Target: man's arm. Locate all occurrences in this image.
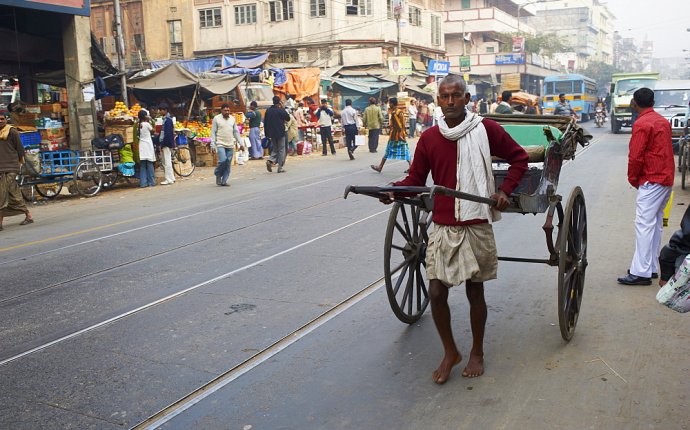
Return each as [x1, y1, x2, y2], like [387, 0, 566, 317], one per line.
[628, 122, 650, 187]
[210, 117, 218, 150]
[11, 128, 24, 163]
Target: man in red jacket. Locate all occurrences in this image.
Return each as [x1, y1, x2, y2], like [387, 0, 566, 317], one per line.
[617, 88, 675, 286]
[390, 75, 528, 384]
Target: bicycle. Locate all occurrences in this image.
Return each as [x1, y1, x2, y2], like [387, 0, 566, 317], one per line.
[154, 130, 195, 178]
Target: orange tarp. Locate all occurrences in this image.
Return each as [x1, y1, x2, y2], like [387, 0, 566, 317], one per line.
[274, 68, 320, 101]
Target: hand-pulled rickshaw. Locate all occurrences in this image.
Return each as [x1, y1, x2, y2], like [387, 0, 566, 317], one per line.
[345, 114, 591, 341]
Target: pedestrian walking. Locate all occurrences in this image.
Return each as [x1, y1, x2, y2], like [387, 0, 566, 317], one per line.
[157, 103, 176, 185]
[494, 91, 513, 114]
[341, 99, 358, 160]
[293, 101, 308, 142]
[211, 103, 243, 186]
[286, 113, 298, 156]
[384, 75, 528, 384]
[0, 112, 34, 230]
[479, 98, 488, 115]
[263, 96, 290, 173]
[137, 110, 156, 187]
[315, 99, 336, 156]
[246, 101, 263, 160]
[362, 97, 384, 153]
[618, 88, 675, 285]
[370, 98, 411, 173]
[407, 99, 418, 138]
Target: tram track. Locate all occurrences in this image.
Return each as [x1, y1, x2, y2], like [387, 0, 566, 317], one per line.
[0, 194, 345, 306]
[130, 274, 390, 430]
[0, 207, 390, 367]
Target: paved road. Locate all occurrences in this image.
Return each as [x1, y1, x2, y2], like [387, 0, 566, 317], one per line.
[1, 124, 688, 430]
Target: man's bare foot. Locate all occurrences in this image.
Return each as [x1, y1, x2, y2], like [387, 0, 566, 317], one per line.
[462, 352, 484, 378]
[432, 352, 462, 385]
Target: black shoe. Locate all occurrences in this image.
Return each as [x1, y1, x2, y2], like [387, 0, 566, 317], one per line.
[216, 176, 221, 186]
[348, 149, 354, 160]
[617, 274, 652, 286]
[628, 269, 658, 279]
[266, 160, 273, 172]
[220, 183, 230, 187]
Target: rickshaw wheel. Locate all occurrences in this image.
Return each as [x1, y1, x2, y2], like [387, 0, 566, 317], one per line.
[35, 182, 63, 199]
[74, 160, 103, 197]
[101, 170, 120, 189]
[557, 187, 587, 341]
[384, 202, 431, 324]
[172, 146, 195, 177]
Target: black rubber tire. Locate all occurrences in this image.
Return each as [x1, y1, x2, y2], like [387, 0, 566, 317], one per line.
[682, 145, 688, 190]
[74, 160, 103, 197]
[35, 182, 64, 199]
[557, 187, 587, 342]
[383, 202, 431, 324]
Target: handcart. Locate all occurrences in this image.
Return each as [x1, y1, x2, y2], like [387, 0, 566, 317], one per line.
[344, 114, 591, 341]
[18, 149, 104, 200]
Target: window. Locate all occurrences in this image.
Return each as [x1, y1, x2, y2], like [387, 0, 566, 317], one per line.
[269, 50, 299, 63]
[133, 33, 145, 50]
[346, 0, 371, 16]
[199, 8, 222, 28]
[269, 0, 293, 22]
[409, 6, 421, 26]
[310, 0, 326, 17]
[431, 15, 441, 46]
[235, 4, 257, 25]
[461, 0, 471, 8]
[486, 46, 495, 53]
[168, 20, 183, 59]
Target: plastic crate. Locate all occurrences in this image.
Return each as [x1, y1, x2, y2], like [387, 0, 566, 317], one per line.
[40, 150, 79, 176]
[19, 131, 41, 148]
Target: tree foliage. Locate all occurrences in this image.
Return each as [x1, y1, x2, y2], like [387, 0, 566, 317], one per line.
[577, 61, 621, 94]
[495, 32, 571, 58]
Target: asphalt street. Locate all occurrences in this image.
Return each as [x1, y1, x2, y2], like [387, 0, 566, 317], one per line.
[1, 123, 689, 430]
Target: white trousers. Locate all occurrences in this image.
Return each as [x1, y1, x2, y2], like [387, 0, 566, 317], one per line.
[630, 183, 672, 277]
[161, 147, 175, 183]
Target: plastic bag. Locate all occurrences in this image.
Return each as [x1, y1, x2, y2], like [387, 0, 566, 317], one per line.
[656, 254, 690, 313]
[23, 152, 42, 176]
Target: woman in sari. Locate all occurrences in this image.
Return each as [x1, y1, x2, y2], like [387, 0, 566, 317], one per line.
[371, 97, 411, 173]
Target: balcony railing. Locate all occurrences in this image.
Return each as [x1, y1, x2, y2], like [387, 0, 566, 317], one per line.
[444, 7, 537, 35]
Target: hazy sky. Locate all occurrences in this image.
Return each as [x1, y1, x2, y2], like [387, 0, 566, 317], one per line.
[604, 0, 690, 58]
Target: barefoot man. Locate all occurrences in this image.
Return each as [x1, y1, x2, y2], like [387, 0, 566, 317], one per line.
[388, 75, 527, 383]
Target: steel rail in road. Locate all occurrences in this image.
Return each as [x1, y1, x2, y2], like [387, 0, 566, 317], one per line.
[0, 208, 391, 367]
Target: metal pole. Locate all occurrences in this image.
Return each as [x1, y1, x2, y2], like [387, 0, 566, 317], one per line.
[113, 0, 129, 106]
[395, 6, 402, 93]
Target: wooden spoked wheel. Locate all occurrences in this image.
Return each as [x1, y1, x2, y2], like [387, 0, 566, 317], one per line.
[383, 202, 432, 324]
[557, 187, 587, 341]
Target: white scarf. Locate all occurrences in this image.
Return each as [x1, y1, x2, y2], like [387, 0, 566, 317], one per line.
[438, 110, 500, 223]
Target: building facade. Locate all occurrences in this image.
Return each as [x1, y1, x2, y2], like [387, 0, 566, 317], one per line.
[527, 0, 615, 69]
[192, 0, 446, 68]
[444, 0, 559, 96]
[91, 0, 195, 68]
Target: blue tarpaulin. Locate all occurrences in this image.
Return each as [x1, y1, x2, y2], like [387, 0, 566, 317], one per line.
[217, 67, 287, 86]
[150, 58, 219, 74]
[222, 53, 270, 69]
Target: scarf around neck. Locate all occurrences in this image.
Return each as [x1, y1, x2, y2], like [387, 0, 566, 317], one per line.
[438, 110, 500, 223]
[0, 124, 13, 141]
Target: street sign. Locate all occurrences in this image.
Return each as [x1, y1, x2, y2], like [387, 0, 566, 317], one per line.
[495, 53, 525, 65]
[0, 0, 91, 16]
[459, 56, 471, 71]
[502, 73, 521, 91]
[427, 60, 451, 75]
[388, 56, 413, 75]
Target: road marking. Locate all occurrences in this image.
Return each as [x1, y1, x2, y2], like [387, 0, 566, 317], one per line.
[0, 208, 390, 368]
[131, 276, 389, 430]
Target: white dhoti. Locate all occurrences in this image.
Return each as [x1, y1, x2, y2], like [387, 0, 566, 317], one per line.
[425, 223, 498, 287]
[630, 182, 672, 278]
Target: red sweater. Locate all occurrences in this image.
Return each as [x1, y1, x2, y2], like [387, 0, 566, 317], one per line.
[628, 108, 675, 188]
[394, 119, 528, 226]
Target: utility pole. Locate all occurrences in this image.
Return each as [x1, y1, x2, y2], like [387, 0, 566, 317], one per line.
[113, 0, 129, 106]
[395, 0, 403, 93]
